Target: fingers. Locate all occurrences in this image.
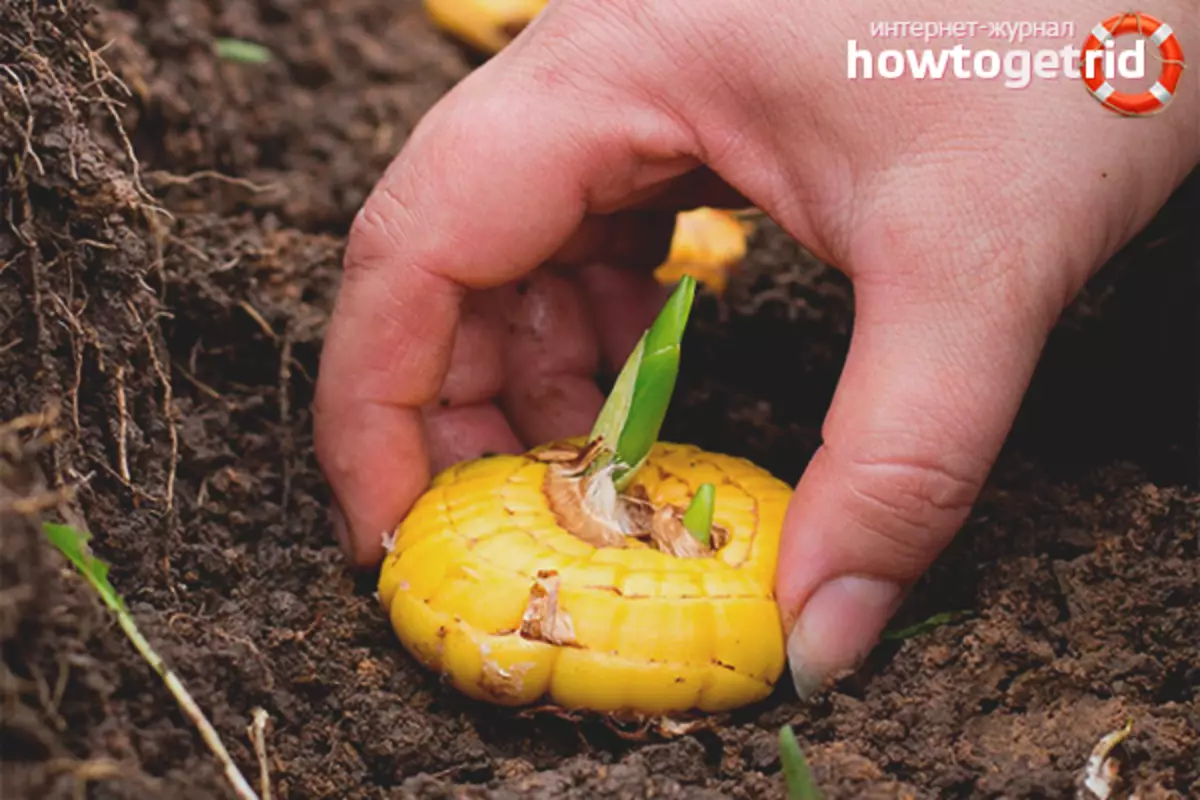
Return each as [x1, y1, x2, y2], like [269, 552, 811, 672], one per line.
[421, 293, 524, 474]
[496, 270, 604, 444]
[423, 404, 524, 474]
[775, 265, 1059, 698]
[314, 42, 696, 567]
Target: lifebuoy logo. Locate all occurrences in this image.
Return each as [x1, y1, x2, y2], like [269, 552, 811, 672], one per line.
[1081, 13, 1185, 116]
[847, 13, 1187, 116]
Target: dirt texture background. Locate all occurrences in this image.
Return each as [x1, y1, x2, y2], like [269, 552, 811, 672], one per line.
[1, 1, 1197, 798]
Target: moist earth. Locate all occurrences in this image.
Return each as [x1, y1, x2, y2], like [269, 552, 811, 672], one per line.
[0, 1, 1197, 798]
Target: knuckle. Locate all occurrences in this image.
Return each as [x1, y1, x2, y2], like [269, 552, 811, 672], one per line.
[840, 450, 981, 562]
[343, 184, 415, 279]
[513, 0, 680, 102]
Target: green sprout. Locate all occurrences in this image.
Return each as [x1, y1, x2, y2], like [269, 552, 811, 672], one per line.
[780, 724, 821, 800]
[881, 609, 973, 641]
[682, 483, 715, 546]
[42, 522, 263, 800]
[214, 38, 274, 64]
[590, 275, 696, 489]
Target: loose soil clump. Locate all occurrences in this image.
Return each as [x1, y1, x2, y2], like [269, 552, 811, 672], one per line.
[1, 1, 1197, 798]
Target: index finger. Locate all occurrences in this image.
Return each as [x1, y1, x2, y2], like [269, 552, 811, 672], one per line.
[313, 51, 696, 567]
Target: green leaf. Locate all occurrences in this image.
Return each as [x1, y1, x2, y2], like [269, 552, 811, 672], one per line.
[589, 335, 645, 461]
[780, 725, 821, 800]
[682, 483, 715, 546]
[42, 522, 128, 615]
[590, 276, 696, 488]
[881, 610, 973, 641]
[214, 38, 274, 64]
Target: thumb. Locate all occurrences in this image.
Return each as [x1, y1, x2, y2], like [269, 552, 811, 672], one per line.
[776, 260, 1062, 698]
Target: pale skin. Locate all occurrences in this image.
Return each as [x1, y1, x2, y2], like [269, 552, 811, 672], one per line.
[314, 0, 1200, 696]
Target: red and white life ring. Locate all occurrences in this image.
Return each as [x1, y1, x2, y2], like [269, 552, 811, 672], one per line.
[1081, 13, 1186, 116]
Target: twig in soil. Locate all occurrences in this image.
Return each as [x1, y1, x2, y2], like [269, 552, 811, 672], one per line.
[135, 309, 179, 514]
[73, 33, 170, 220]
[246, 707, 273, 800]
[175, 362, 224, 401]
[239, 301, 279, 341]
[279, 334, 293, 518]
[147, 169, 277, 195]
[112, 365, 131, 485]
[278, 336, 292, 427]
[41, 522, 261, 800]
[0, 64, 46, 177]
[65, 324, 84, 437]
[45, 756, 161, 799]
[167, 233, 215, 266]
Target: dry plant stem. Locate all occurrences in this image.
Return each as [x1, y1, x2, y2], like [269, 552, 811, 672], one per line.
[112, 365, 130, 485]
[278, 334, 293, 519]
[1, 63, 46, 176]
[539, 443, 724, 557]
[141, 325, 178, 513]
[43, 523, 260, 800]
[132, 625, 259, 799]
[246, 708, 272, 800]
[144, 632, 257, 796]
[146, 169, 276, 194]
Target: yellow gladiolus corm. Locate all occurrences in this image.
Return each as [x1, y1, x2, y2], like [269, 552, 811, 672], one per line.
[377, 277, 790, 716]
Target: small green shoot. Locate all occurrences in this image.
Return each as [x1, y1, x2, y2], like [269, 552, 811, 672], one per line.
[214, 38, 274, 64]
[881, 609, 973, 642]
[42, 522, 261, 800]
[590, 275, 696, 489]
[780, 724, 821, 800]
[682, 483, 715, 546]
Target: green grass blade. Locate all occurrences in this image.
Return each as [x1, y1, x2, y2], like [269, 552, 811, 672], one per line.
[682, 483, 715, 546]
[214, 38, 274, 64]
[42, 523, 129, 615]
[780, 725, 821, 800]
[881, 610, 973, 641]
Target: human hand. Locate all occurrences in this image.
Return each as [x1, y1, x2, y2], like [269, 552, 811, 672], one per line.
[314, 0, 1199, 696]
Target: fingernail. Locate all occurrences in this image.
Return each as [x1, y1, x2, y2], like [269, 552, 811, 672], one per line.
[787, 575, 903, 699]
[330, 499, 356, 562]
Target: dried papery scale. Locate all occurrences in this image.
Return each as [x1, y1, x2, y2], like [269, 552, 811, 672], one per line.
[378, 277, 792, 715]
[538, 439, 727, 557]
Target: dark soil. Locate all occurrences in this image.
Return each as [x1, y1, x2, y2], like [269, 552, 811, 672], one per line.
[1, 1, 1197, 798]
